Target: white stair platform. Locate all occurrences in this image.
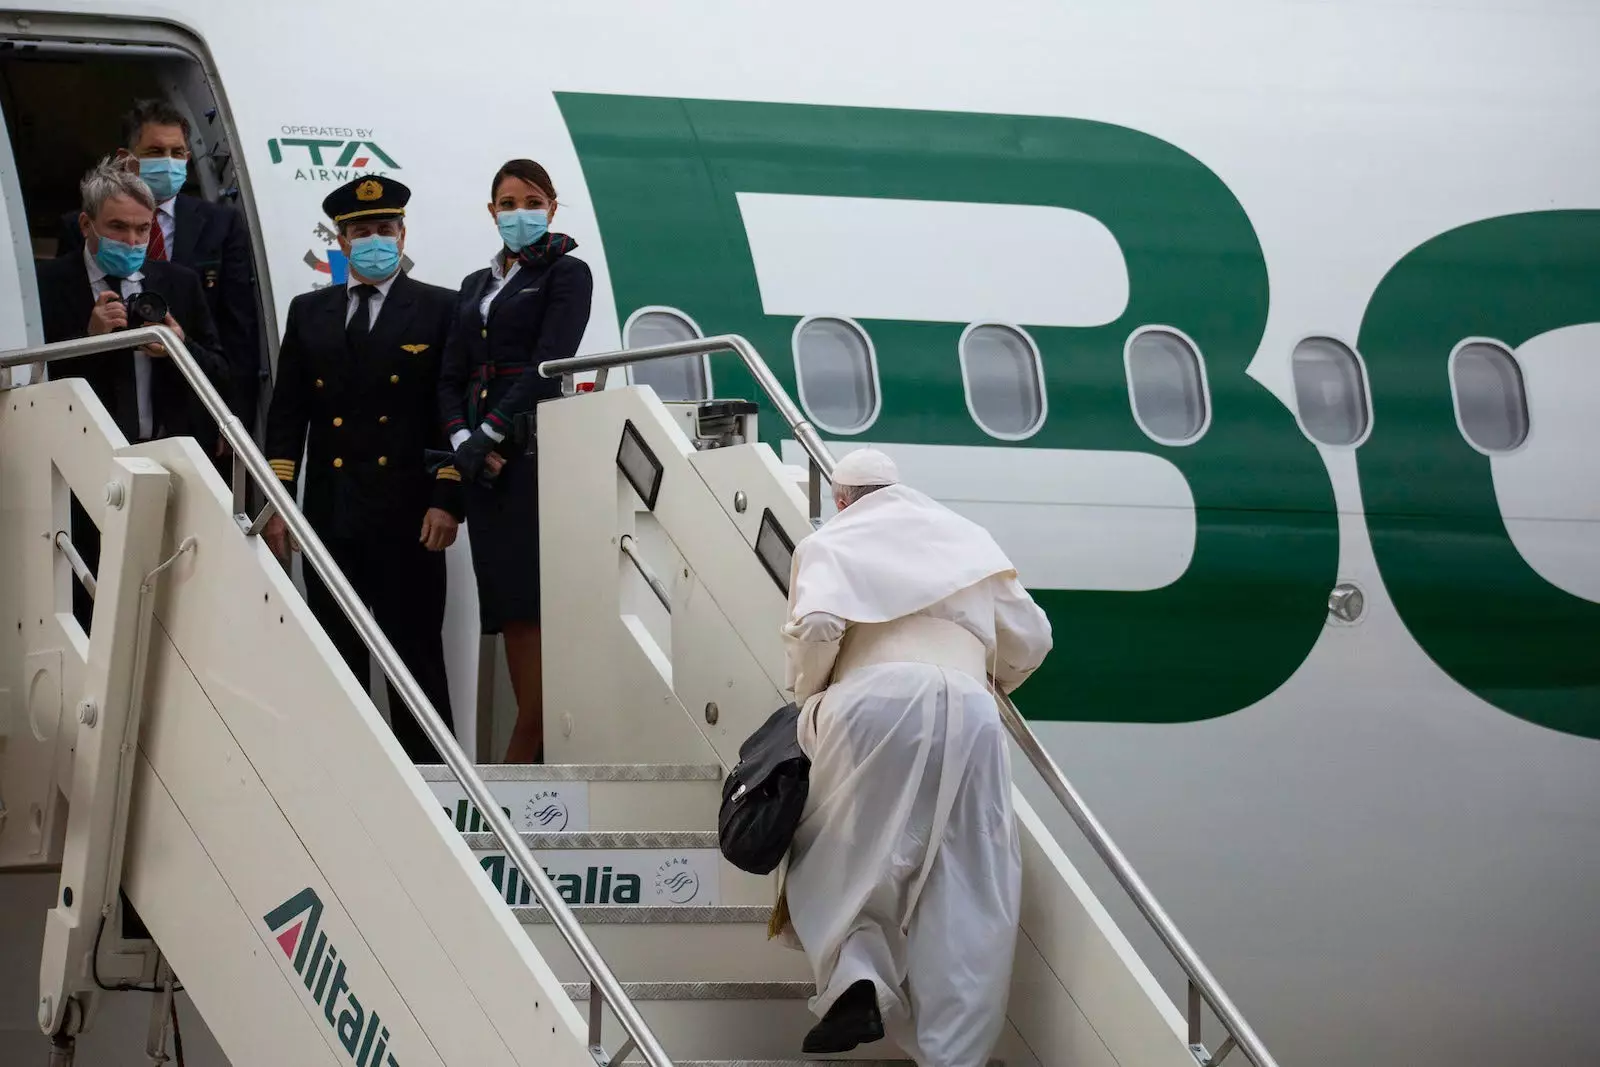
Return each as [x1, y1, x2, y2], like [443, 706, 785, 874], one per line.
[461, 830, 769, 908]
[421, 763, 725, 832]
[565, 981, 1038, 1064]
[518, 905, 811, 983]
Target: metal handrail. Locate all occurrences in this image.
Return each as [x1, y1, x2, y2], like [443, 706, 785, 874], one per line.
[619, 534, 672, 613]
[0, 327, 673, 1067]
[540, 335, 834, 520]
[540, 335, 1279, 1067]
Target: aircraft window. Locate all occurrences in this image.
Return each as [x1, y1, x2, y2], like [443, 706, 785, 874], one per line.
[794, 316, 879, 434]
[1451, 341, 1529, 452]
[1292, 337, 1370, 446]
[1125, 327, 1209, 444]
[624, 308, 710, 402]
[961, 323, 1045, 438]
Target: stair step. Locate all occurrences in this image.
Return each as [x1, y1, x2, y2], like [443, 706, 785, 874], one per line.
[517, 904, 772, 924]
[565, 980, 814, 1001]
[420, 763, 724, 833]
[574, 979, 1037, 1063]
[461, 830, 767, 908]
[639, 1062, 935, 1067]
[518, 905, 809, 982]
[466, 830, 718, 849]
[572, 979, 906, 1061]
[418, 763, 724, 782]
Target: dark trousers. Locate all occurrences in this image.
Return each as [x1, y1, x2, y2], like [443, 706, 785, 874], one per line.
[301, 535, 455, 764]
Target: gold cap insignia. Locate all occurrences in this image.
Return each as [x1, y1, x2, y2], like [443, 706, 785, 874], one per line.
[356, 179, 384, 202]
[401, 344, 430, 354]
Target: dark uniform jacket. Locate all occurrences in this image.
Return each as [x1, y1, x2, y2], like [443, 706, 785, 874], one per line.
[438, 254, 593, 443]
[265, 272, 464, 542]
[60, 195, 263, 422]
[37, 251, 231, 443]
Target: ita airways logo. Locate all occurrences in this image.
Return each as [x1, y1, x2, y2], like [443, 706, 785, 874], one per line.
[263, 887, 402, 1066]
[268, 125, 399, 183]
[304, 222, 413, 291]
[523, 790, 570, 831]
[654, 857, 702, 904]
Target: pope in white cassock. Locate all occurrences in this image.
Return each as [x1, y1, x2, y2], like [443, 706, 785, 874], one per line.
[775, 448, 1053, 1064]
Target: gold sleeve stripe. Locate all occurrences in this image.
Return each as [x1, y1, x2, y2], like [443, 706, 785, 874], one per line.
[436, 467, 462, 482]
[269, 460, 297, 480]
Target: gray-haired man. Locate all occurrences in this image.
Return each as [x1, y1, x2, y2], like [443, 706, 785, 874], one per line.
[37, 154, 229, 443]
[35, 156, 230, 630]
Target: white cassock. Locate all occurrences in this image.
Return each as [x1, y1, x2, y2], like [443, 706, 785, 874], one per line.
[776, 482, 1052, 1067]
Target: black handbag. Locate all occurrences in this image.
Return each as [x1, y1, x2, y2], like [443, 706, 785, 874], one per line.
[718, 702, 812, 875]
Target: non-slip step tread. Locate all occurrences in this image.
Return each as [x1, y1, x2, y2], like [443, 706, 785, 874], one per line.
[565, 980, 814, 1001]
[635, 1062, 1000, 1067]
[462, 830, 719, 850]
[640, 1062, 926, 1067]
[416, 763, 724, 782]
[517, 905, 771, 925]
[629, 1061, 999, 1066]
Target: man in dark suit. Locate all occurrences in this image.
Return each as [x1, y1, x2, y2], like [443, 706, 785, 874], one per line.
[40, 156, 232, 631]
[262, 175, 464, 764]
[57, 98, 262, 436]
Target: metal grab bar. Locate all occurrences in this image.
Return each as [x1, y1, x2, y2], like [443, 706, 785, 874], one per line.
[540, 336, 832, 520]
[540, 334, 1279, 1067]
[1, 328, 673, 1067]
[619, 535, 672, 613]
[55, 531, 97, 599]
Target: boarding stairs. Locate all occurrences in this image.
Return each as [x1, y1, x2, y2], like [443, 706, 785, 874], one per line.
[0, 328, 1277, 1067]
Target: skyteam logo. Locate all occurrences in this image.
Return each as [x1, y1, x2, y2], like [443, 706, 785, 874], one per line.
[654, 857, 702, 904]
[263, 888, 401, 1066]
[523, 790, 570, 831]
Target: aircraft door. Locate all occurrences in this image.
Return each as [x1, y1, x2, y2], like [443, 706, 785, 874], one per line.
[0, 103, 44, 385]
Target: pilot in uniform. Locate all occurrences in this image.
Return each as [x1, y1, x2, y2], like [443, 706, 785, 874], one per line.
[263, 175, 462, 764]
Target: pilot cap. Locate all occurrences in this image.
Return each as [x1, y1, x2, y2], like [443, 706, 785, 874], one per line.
[832, 447, 899, 487]
[322, 174, 410, 226]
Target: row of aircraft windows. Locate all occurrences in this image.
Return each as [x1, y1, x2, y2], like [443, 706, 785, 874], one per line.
[622, 309, 1532, 454]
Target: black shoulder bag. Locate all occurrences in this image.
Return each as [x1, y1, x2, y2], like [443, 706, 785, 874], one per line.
[718, 702, 811, 875]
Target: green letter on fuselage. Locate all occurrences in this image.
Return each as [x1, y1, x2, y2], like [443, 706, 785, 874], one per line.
[559, 92, 1338, 725]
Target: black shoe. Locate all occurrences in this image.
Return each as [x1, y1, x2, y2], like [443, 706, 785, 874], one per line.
[802, 979, 884, 1053]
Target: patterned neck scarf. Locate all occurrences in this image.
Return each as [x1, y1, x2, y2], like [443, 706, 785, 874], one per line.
[515, 231, 578, 271]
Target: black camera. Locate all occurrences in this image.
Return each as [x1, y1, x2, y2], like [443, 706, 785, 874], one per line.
[124, 290, 169, 328]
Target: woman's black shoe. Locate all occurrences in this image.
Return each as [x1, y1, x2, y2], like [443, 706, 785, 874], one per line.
[802, 979, 884, 1053]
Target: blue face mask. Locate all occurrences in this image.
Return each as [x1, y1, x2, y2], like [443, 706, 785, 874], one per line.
[348, 234, 401, 280]
[138, 157, 187, 201]
[496, 208, 548, 251]
[92, 232, 148, 278]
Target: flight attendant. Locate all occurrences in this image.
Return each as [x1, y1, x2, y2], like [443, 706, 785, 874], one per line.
[441, 159, 594, 764]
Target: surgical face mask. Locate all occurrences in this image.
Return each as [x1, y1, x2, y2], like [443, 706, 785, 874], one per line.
[496, 208, 548, 251]
[348, 234, 401, 280]
[91, 231, 148, 278]
[138, 157, 187, 201]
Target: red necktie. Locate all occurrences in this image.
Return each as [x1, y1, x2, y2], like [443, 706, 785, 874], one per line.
[147, 213, 167, 261]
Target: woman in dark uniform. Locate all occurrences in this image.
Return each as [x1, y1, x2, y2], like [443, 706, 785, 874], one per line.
[441, 159, 594, 763]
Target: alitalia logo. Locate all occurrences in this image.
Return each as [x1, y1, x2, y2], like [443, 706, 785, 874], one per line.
[263, 888, 401, 1066]
[479, 854, 643, 906]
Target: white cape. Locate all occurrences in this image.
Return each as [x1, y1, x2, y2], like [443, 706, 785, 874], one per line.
[787, 483, 1016, 625]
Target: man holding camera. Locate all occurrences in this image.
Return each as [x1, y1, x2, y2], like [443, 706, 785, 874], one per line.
[39, 155, 229, 442]
[36, 155, 230, 630]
